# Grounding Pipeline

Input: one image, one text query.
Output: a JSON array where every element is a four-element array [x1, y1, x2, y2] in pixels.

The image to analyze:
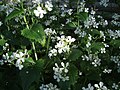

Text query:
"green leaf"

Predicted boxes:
[[91, 42, 104, 53], [69, 64, 78, 85], [20, 67, 40, 90], [5, 9, 24, 22], [20, 59, 44, 90], [79, 12, 88, 21], [35, 59, 44, 72], [110, 39, 120, 47], [68, 22, 77, 28], [24, 57, 35, 64], [0, 39, 6, 46], [21, 24, 46, 46], [68, 49, 82, 61], [58, 81, 70, 90]]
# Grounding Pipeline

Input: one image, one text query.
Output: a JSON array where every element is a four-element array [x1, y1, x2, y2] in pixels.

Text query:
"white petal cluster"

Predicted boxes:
[[111, 56, 120, 73], [82, 83, 94, 90], [78, 1, 86, 12], [32, 0, 42, 4], [39, 83, 59, 90], [0, 50, 28, 70], [74, 26, 87, 38], [94, 82, 109, 90], [107, 29, 120, 39], [112, 13, 120, 20], [13, 51, 26, 70], [0, 21, 3, 26], [100, 48, 106, 53], [48, 48, 57, 58], [112, 83, 119, 90], [84, 15, 99, 29], [92, 59, 101, 67], [3, 43, 9, 51], [55, 35, 75, 54], [48, 35, 75, 58], [98, 15, 108, 27], [103, 69, 112, 73], [53, 62, 69, 82], [45, 1, 53, 11], [99, 0, 109, 7], [34, 6, 47, 18], [44, 28, 56, 36], [82, 54, 101, 67]]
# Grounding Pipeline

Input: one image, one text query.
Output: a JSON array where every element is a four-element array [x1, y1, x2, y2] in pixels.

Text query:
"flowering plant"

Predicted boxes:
[[0, 0, 120, 90]]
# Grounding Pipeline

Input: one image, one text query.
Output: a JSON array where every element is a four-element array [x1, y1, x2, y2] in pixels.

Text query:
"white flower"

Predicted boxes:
[[45, 1, 53, 11], [34, 6, 47, 18], [48, 48, 57, 58], [112, 13, 120, 20], [67, 9, 73, 15], [32, 0, 42, 4], [0, 60, 4, 65], [48, 35, 75, 57], [103, 69, 112, 73], [112, 83, 119, 90], [101, 48, 106, 53], [40, 83, 59, 90], [92, 59, 101, 67], [44, 28, 56, 36], [15, 58, 24, 70], [99, 0, 109, 7], [0, 21, 3, 26], [44, 20, 52, 26], [94, 82, 108, 90], [84, 8, 89, 13], [82, 83, 94, 90], [50, 15, 57, 20], [86, 41, 91, 48], [53, 62, 69, 82]]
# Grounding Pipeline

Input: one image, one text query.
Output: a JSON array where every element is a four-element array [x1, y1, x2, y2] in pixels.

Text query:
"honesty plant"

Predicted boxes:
[[0, 0, 120, 90]]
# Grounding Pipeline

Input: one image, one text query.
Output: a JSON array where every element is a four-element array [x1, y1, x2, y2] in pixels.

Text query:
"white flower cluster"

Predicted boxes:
[[53, 62, 69, 82], [48, 35, 75, 58], [94, 82, 109, 90], [111, 56, 120, 73], [39, 83, 59, 90], [111, 13, 120, 27], [74, 26, 87, 38], [78, 1, 89, 13], [34, 1, 53, 18], [34, 6, 47, 18], [44, 15, 57, 26], [82, 82, 109, 90], [103, 68, 112, 73], [82, 83, 94, 90], [82, 54, 101, 67], [98, 15, 108, 27], [84, 11, 99, 29], [32, 0, 42, 4], [112, 83, 119, 90], [44, 28, 56, 36], [86, 34, 92, 48], [107, 29, 120, 39], [3, 43, 9, 51], [45, 1, 53, 11], [112, 13, 120, 20], [99, 0, 109, 7], [0, 50, 28, 70]]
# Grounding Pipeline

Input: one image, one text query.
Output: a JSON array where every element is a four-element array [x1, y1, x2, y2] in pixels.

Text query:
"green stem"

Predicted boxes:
[[46, 35, 51, 54], [23, 14, 38, 61], [23, 16, 29, 29], [32, 42, 38, 60]]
